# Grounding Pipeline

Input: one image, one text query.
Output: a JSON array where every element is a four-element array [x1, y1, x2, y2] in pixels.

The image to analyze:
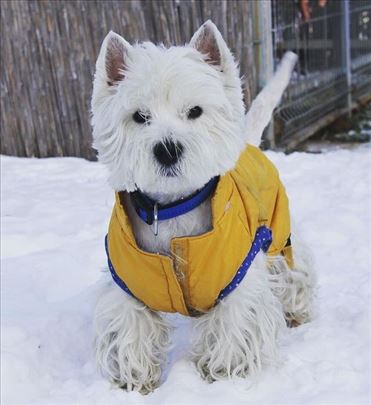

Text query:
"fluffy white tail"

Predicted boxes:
[[245, 51, 298, 146]]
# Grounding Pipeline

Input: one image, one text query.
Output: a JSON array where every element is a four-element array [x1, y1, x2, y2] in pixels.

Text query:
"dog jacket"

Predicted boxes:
[[105, 146, 293, 316]]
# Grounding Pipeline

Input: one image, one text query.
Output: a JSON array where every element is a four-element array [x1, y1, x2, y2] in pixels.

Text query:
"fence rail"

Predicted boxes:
[[0, 0, 256, 160]]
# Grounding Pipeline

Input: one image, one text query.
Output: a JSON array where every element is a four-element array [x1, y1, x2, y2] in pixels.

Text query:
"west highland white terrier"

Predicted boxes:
[[91, 20, 316, 394]]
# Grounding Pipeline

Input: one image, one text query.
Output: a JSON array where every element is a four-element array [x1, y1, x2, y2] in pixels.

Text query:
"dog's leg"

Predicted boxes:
[[94, 284, 171, 394], [191, 255, 285, 382], [268, 234, 317, 326]]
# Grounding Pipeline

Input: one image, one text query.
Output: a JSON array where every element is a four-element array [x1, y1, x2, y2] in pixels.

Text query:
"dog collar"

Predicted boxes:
[[126, 176, 219, 234]]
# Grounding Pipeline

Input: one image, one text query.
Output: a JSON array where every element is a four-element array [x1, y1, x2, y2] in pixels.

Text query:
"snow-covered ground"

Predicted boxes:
[[1, 146, 370, 404]]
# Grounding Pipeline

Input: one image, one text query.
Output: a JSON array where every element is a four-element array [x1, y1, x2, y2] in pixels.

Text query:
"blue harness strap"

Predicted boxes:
[[217, 225, 272, 302]]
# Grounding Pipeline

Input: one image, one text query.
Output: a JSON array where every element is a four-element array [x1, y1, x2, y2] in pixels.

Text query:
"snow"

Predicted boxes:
[[1, 146, 370, 404]]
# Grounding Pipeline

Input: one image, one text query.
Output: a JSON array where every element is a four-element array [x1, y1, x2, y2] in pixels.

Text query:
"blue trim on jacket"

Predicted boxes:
[[217, 225, 272, 301], [104, 235, 134, 297]]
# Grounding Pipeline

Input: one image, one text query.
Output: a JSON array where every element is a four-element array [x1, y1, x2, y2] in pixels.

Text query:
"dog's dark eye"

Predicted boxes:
[[133, 111, 150, 124], [187, 106, 203, 119]]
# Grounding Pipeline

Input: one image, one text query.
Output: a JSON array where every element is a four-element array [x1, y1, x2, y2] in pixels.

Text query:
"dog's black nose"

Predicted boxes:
[[153, 139, 184, 167]]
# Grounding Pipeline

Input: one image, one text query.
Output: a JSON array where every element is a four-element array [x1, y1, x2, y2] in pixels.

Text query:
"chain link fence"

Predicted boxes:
[[271, 0, 371, 150]]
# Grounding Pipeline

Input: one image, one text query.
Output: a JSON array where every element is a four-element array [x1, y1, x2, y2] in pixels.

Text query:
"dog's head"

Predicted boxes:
[[91, 21, 246, 199]]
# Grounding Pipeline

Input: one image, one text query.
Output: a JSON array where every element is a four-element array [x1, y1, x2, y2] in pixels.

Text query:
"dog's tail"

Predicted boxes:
[[244, 52, 298, 147]]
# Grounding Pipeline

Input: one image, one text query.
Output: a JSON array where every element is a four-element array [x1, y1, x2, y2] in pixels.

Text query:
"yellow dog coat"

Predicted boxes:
[[105, 146, 293, 316]]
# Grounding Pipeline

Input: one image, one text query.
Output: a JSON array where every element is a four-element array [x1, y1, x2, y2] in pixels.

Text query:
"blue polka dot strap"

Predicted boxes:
[[105, 235, 134, 297], [217, 225, 272, 302]]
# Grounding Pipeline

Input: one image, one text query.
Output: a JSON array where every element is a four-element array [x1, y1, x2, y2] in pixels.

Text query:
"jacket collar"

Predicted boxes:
[[114, 173, 235, 245]]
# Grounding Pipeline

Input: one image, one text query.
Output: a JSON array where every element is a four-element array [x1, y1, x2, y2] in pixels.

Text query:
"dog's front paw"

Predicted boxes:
[[193, 337, 254, 383], [97, 327, 164, 394], [191, 272, 285, 383], [95, 289, 171, 394], [195, 357, 250, 383], [114, 368, 162, 395]]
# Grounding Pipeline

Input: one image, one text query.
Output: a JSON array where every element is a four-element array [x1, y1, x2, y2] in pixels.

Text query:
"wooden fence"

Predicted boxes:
[[0, 0, 256, 160]]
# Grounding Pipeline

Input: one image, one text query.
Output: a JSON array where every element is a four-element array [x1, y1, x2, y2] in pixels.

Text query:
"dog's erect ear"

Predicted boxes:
[[96, 31, 132, 86], [190, 20, 234, 71]]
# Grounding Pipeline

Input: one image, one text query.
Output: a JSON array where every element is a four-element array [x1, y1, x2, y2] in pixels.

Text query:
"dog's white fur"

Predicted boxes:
[[91, 21, 316, 393]]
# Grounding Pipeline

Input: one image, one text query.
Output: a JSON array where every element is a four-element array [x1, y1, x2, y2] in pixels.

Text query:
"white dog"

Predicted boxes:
[[91, 20, 316, 394]]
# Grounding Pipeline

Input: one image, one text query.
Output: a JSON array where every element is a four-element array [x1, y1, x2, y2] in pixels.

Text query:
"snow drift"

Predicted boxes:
[[1, 146, 370, 404]]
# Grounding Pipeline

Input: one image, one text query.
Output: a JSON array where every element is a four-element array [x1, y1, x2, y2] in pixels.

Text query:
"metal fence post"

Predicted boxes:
[[254, 0, 275, 148], [342, 0, 352, 116]]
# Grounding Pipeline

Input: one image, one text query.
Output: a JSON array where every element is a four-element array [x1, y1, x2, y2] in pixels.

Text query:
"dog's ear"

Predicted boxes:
[[190, 20, 234, 71], [95, 31, 132, 87]]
